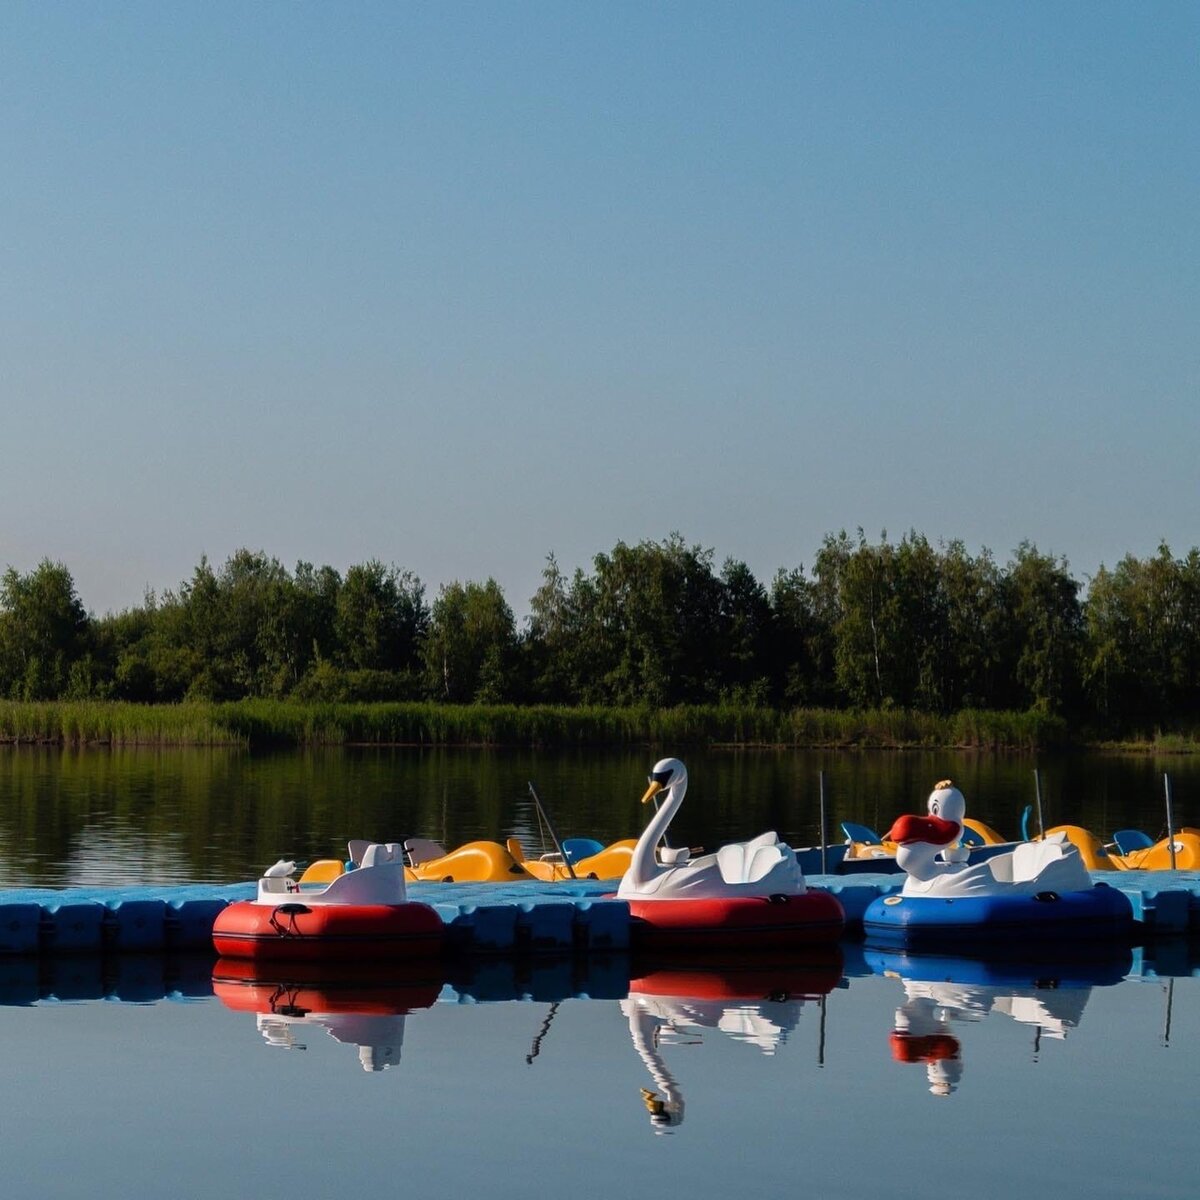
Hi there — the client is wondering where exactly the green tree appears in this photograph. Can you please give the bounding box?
[424,579,517,702]
[1008,542,1083,714]
[335,561,427,674]
[0,560,92,699]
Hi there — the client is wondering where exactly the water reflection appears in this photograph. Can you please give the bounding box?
[207,951,844,1122]
[621,956,841,1133]
[865,947,1132,1097]
[3,744,1198,889]
[212,960,443,1072]
[4,945,1200,1200]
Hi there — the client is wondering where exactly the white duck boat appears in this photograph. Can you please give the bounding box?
[862,781,1134,947]
[891,781,1093,899]
[616,758,843,949]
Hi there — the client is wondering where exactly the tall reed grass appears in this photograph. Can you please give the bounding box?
[0,700,1069,749]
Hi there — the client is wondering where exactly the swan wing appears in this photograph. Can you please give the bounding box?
[740,830,780,853]
[717,841,791,884]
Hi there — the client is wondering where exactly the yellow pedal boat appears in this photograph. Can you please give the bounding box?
[1042,825,1200,872]
[506,836,638,881]
[339,838,532,883]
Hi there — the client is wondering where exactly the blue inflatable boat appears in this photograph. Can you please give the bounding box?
[862,880,1135,949]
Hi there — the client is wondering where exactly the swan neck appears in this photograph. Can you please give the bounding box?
[627,777,685,885]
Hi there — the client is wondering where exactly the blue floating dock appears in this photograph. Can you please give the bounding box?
[3,869,1200,958]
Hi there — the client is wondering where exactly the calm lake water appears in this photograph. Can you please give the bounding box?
[0,945,1196,1200]
[1,747,1199,1199]
[0,745,1196,887]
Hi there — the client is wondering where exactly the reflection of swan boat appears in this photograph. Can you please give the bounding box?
[862,781,1134,948]
[623,956,841,1133]
[213,958,441,1072]
[616,758,844,950]
[212,842,444,961]
[867,945,1129,1096]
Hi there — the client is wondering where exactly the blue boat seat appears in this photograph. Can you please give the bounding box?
[957,826,986,847]
[561,837,604,864]
[1112,828,1154,854]
[841,821,883,845]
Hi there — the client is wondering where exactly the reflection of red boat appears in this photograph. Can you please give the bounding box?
[212,842,444,962]
[212,957,444,1015]
[212,958,443,1072]
[627,892,844,952]
[630,948,844,1001]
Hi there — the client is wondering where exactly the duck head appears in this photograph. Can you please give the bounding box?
[886,779,965,846]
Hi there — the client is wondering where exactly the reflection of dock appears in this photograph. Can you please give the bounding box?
[2,866,1200,958]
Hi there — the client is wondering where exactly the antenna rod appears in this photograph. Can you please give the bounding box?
[819,770,828,876]
[1164,773,1177,871]
[1033,769,1046,840]
[528,781,576,880]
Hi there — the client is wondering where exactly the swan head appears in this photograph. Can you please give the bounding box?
[641,757,687,804]
[885,779,965,846]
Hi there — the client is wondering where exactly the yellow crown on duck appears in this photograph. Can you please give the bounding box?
[933,779,954,790]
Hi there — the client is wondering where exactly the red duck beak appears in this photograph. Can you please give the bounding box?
[890,1032,961,1064]
[885,813,961,846]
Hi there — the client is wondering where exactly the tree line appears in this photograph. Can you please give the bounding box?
[1,532,1197,734]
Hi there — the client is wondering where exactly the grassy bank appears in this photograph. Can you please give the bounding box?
[0,700,1072,750]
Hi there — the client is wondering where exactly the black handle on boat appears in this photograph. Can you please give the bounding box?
[528,781,576,880]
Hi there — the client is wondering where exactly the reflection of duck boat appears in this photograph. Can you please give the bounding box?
[616,758,844,950]
[867,945,1129,1096]
[623,955,840,1133]
[862,781,1134,948]
[212,958,441,1072]
[212,842,444,961]
[505,837,639,881]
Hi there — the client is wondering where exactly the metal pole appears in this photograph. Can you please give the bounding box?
[819,770,828,876]
[1163,978,1175,1048]
[1033,769,1046,840]
[1164,773,1177,871]
[527,781,576,880]
[818,993,827,1068]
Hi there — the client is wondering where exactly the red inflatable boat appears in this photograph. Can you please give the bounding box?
[627,890,844,951]
[212,842,444,962]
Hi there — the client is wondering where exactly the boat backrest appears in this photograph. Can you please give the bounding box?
[841,821,882,846]
[1112,828,1154,854]
[361,842,404,868]
[562,837,604,864]
[299,859,345,885]
[347,839,372,866]
[403,838,446,866]
[957,826,986,847]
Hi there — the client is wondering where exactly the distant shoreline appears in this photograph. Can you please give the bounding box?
[0,700,1195,752]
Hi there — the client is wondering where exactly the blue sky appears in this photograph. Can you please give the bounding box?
[2,1,1196,617]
